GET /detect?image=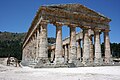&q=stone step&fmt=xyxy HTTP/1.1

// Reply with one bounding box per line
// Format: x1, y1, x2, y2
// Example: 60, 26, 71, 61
28, 62, 37, 68
34, 63, 69, 68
